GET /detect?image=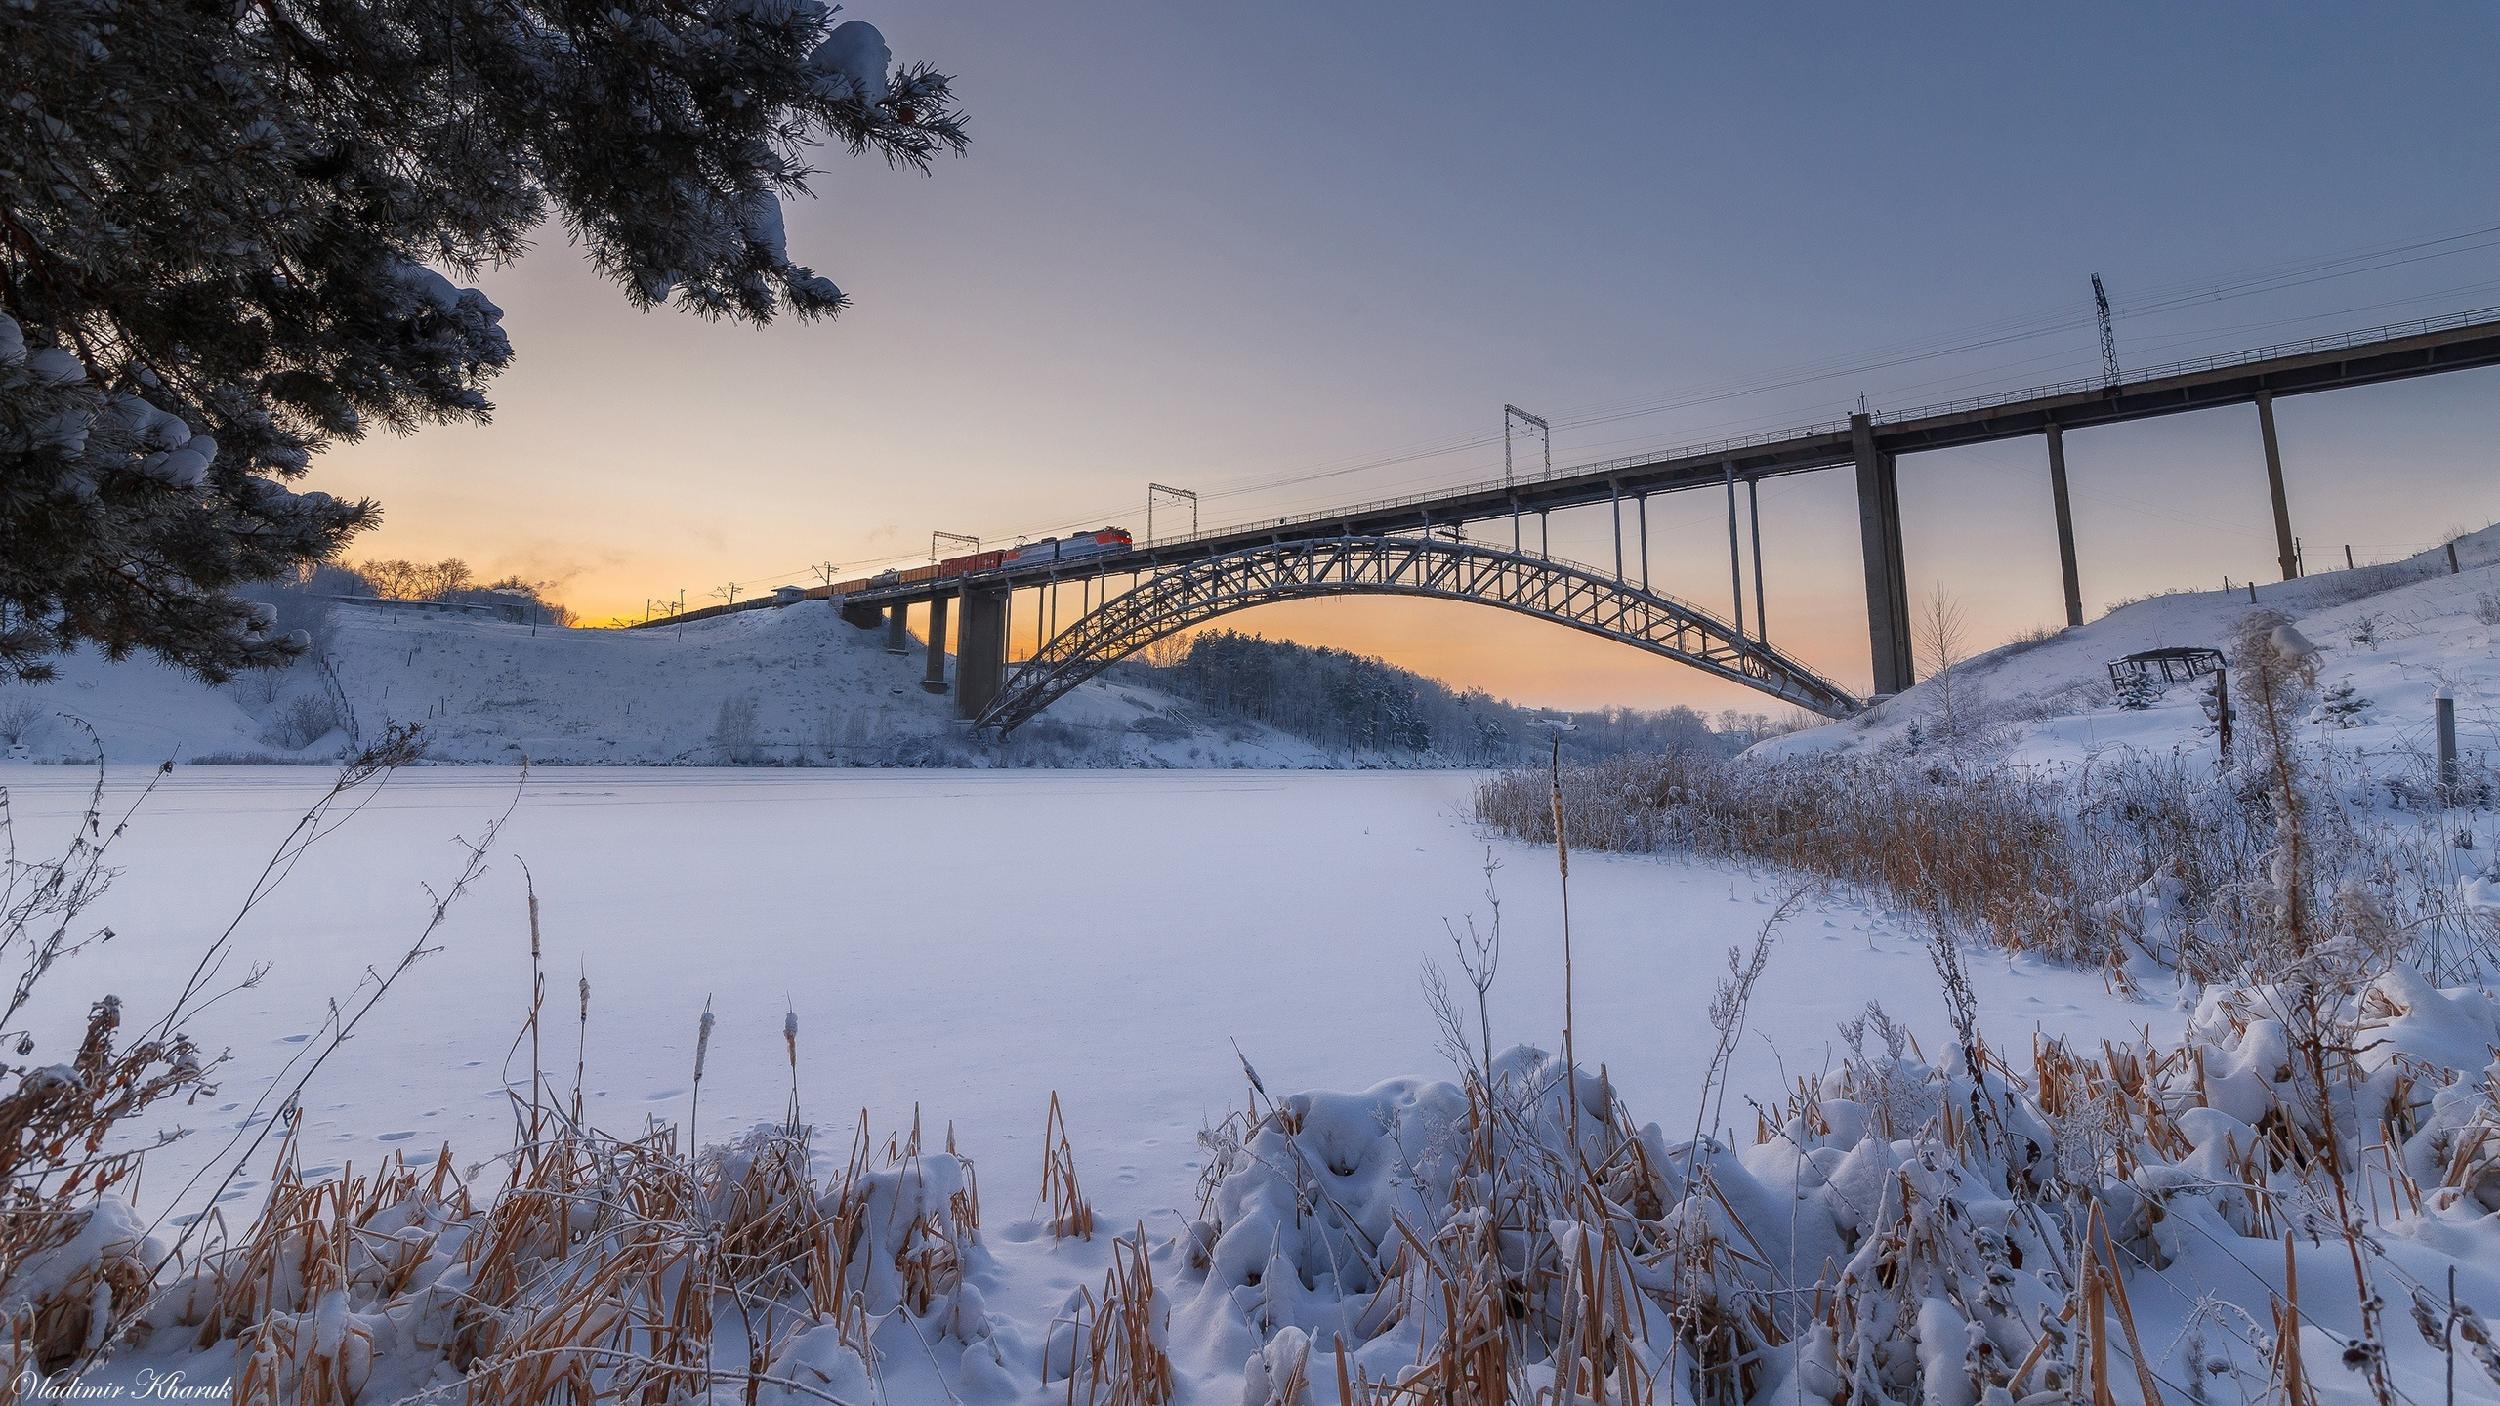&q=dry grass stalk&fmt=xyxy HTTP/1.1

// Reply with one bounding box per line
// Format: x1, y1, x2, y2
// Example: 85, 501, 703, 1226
1050, 1225, 1171, 1406
1475, 732, 2482, 986
1041, 1091, 1095, 1241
